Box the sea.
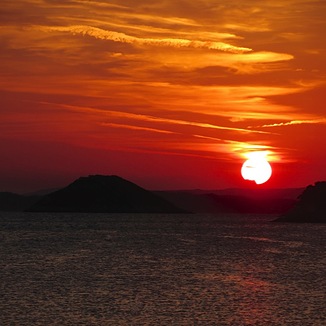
[1,212,325,325]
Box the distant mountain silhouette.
[275,181,326,223]
[155,188,301,214]
[27,175,186,213]
[155,191,236,214]
[180,188,304,200]
[0,192,40,211]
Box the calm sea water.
[1,212,325,325]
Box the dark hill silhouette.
[275,181,326,223]
[27,175,186,213]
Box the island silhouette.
[0,175,325,221]
[26,175,185,213]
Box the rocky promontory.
[275,181,326,223]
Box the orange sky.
[1,0,326,192]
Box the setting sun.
[241,152,272,185]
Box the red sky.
[1,0,326,193]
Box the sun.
[241,152,272,184]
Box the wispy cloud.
[101,122,176,134]
[48,102,273,135]
[192,134,285,162]
[34,25,253,53]
[260,118,326,128]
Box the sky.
[1,0,326,193]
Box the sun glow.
[241,152,272,184]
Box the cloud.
[101,122,176,134]
[260,118,326,128]
[97,107,274,135]
[37,101,273,135]
[224,23,271,33]
[34,25,252,53]
[192,134,283,162]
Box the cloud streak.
[260,118,326,128]
[45,101,273,135]
[101,122,176,135]
[34,25,253,53]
